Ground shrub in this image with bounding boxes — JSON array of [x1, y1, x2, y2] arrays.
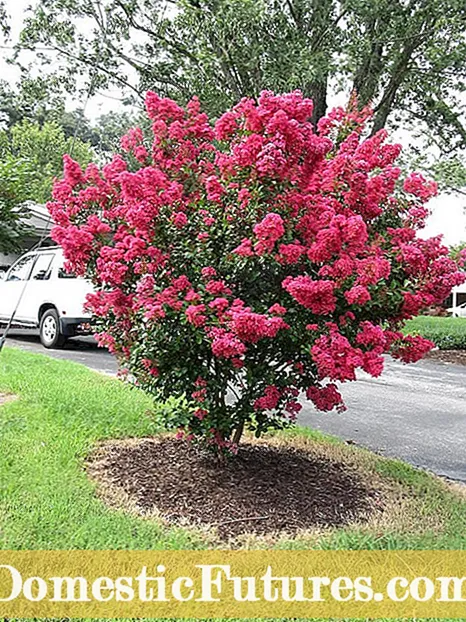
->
[[48, 91, 465, 454], [404, 317, 466, 350]]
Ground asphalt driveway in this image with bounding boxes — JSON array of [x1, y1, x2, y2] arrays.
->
[[3, 329, 466, 481], [298, 357, 466, 482]]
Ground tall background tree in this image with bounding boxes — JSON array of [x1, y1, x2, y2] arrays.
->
[[0, 154, 31, 254], [2, 120, 93, 202], [0, 0, 9, 38], [16, 0, 466, 156], [0, 79, 135, 150], [0, 119, 93, 252]]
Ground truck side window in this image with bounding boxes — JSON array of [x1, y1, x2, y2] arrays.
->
[[58, 267, 77, 279], [6, 255, 36, 281], [30, 254, 54, 281]]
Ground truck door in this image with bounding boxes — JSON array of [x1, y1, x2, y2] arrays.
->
[[0, 254, 36, 322]]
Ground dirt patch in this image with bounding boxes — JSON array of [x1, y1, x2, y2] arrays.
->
[[0, 392, 17, 405], [87, 437, 380, 541], [425, 349, 466, 366]]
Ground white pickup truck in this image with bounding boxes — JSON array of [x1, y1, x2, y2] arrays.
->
[[0, 246, 93, 348]]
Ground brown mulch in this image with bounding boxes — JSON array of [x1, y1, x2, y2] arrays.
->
[[88, 437, 379, 540], [425, 350, 466, 366]]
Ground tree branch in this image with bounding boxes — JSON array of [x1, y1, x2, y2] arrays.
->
[[47, 43, 144, 100], [113, 0, 200, 64]]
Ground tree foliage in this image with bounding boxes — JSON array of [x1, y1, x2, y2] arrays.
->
[[17, 0, 466, 153], [432, 156, 466, 195], [0, 120, 93, 252], [49, 91, 464, 454], [0, 79, 139, 162], [0, 78, 67, 131], [92, 110, 139, 155], [450, 241, 466, 264], [1, 120, 93, 203], [0, 0, 9, 38], [0, 157, 32, 253]]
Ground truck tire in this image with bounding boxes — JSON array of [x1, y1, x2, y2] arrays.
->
[[39, 309, 67, 349]]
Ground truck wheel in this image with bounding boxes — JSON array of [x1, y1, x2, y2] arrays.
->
[[40, 309, 67, 349]]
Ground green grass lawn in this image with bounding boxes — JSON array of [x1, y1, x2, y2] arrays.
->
[[403, 315, 466, 350], [1, 346, 465, 622]]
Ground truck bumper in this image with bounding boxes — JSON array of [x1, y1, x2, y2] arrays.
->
[[59, 317, 92, 337]]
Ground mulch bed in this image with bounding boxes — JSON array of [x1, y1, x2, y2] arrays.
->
[[88, 437, 379, 540], [425, 350, 466, 366]]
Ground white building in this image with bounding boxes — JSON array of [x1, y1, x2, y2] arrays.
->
[[452, 282, 466, 308]]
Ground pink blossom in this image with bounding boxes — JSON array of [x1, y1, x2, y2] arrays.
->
[[172, 212, 188, 228], [194, 408, 207, 420], [254, 385, 281, 411], [285, 400, 302, 419], [205, 280, 231, 295], [142, 358, 159, 377], [306, 384, 345, 412], [63, 155, 84, 188], [345, 285, 371, 305], [311, 331, 364, 382], [283, 276, 336, 314], [205, 175, 225, 202], [185, 304, 207, 327], [232, 238, 254, 257], [391, 335, 434, 363], [268, 303, 287, 315], [209, 297, 229, 313], [356, 322, 386, 349], [121, 127, 143, 152], [403, 172, 438, 202], [201, 266, 217, 278], [230, 310, 289, 343], [276, 243, 305, 264], [253, 213, 285, 252], [214, 110, 239, 140], [49, 88, 464, 453], [238, 188, 251, 208], [211, 330, 246, 359]]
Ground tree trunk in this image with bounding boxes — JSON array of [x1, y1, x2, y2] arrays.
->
[[309, 76, 328, 128], [232, 420, 244, 446], [353, 44, 384, 107], [370, 38, 417, 135]]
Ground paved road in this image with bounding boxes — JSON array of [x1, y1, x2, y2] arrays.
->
[[4, 329, 466, 481], [299, 358, 466, 482]]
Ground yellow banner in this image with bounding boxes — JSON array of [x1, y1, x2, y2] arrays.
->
[[0, 550, 465, 618]]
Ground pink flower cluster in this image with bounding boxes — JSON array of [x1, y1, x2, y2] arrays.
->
[[253, 213, 285, 254], [230, 310, 289, 343], [282, 276, 336, 314], [47, 89, 465, 450]]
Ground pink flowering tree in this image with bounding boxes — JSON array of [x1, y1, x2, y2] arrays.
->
[[48, 91, 464, 455]]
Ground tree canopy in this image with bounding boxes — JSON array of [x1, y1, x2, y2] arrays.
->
[[1, 120, 93, 203], [0, 120, 93, 252], [0, 156, 32, 254], [16, 0, 466, 154]]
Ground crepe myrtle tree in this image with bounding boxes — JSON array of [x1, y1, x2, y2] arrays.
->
[[48, 91, 464, 455]]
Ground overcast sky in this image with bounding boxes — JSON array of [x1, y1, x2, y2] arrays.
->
[[1, 0, 466, 246]]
